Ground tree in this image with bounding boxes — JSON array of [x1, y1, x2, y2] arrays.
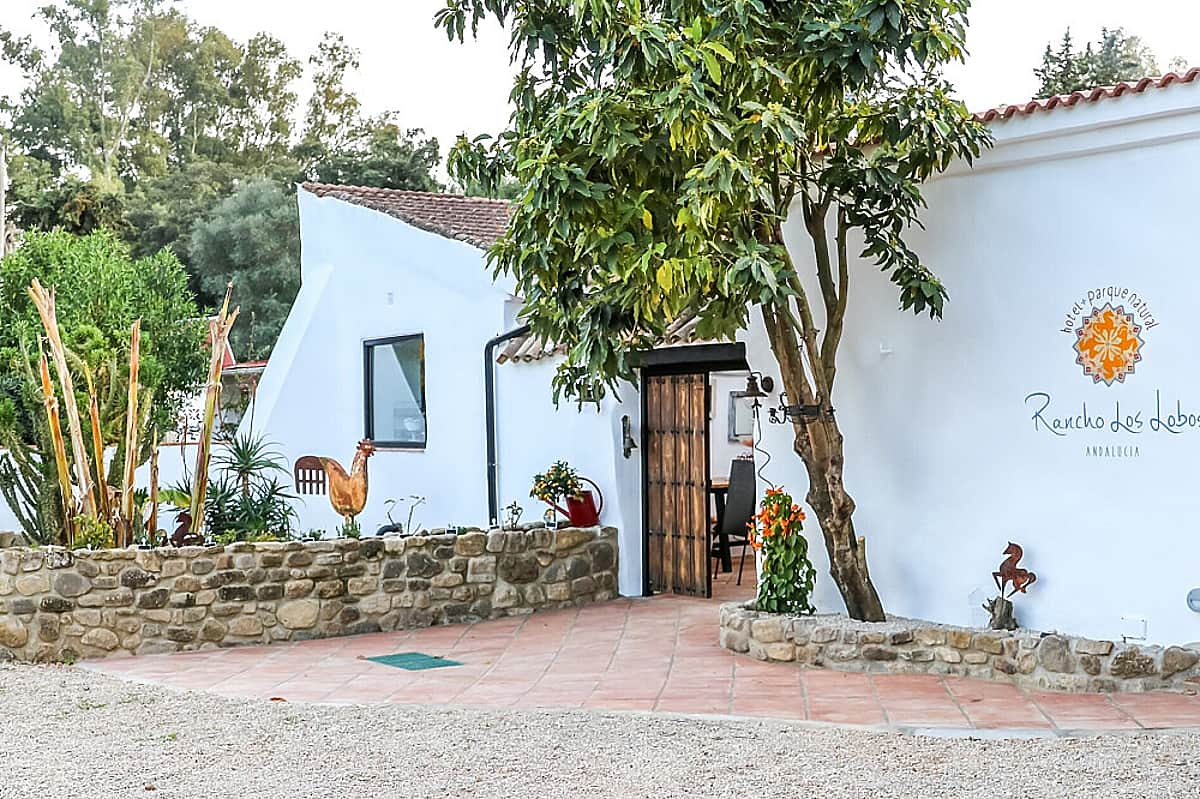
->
[[295, 32, 441, 191], [437, 0, 990, 620], [7, 174, 130, 237], [188, 180, 300, 361], [1035, 27, 1160, 97], [298, 32, 364, 157], [307, 122, 441, 191], [2, 5, 440, 357], [2, 0, 173, 186], [0, 229, 206, 435], [456, 162, 523, 200], [1, 1, 303, 184]]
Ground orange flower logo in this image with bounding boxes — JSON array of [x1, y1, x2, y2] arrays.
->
[[1074, 303, 1143, 386]]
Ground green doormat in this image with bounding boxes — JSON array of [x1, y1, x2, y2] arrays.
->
[[366, 652, 462, 671]]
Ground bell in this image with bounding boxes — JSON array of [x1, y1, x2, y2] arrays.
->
[[744, 373, 769, 398]]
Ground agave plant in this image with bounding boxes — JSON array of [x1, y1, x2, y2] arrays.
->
[[214, 433, 288, 498], [166, 430, 299, 543]]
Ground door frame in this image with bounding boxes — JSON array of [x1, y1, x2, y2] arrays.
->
[[639, 343, 751, 596]]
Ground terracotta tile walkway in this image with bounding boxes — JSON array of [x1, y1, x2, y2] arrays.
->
[[83, 571, 1200, 735]]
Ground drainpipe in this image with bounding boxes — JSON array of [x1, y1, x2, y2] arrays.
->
[[484, 324, 531, 525]]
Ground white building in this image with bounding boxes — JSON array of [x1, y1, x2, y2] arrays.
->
[[10, 71, 1198, 646]]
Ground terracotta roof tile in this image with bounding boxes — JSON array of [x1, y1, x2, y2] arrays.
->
[[227, 359, 268, 371], [496, 309, 719, 364], [976, 68, 1200, 123], [301, 183, 512, 249]]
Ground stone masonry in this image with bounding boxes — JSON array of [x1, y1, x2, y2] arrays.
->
[[720, 603, 1200, 694], [0, 526, 618, 662]]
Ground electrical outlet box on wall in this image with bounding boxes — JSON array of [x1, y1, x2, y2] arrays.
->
[[1119, 615, 1147, 641]]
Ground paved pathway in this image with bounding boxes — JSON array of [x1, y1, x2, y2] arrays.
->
[[84, 590, 1200, 736]]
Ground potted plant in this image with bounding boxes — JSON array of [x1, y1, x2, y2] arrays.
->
[[530, 460, 603, 527], [750, 488, 817, 614]]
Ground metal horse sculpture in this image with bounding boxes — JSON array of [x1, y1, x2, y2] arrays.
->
[[993, 542, 1037, 597]]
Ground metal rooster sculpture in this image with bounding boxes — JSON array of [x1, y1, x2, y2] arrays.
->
[[296, 440, 376, 528]]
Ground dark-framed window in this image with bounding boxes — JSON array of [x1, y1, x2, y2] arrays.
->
[[363, 334, 427, 449]]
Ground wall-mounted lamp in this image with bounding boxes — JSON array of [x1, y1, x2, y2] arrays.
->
[[621, 415, 637, 459]]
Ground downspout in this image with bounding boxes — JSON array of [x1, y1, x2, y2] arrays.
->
[[484, 324, 531, 525]]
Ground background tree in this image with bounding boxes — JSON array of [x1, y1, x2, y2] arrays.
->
[[1, 6, 441, 355], [306, 122, 441, 191], [295, 32, 442, 191], [1035, 27, 1162, 97], [7, 173, 130, 236], [188, 180, 300, 361], [438, 0, 990, 620], [0, 229, 206, 434]]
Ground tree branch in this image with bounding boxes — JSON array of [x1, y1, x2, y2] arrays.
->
[[781, 255, 830, 406], [762, 301, 814, 406], [820, 207, 850, 390], [806, 195, 838, 322]]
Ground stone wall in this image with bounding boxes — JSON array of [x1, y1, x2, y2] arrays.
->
[[720, 603, 1200, 693], [0, 526, 618, 662]]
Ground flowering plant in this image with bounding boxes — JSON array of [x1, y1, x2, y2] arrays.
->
[[750, 487, 816, 615], [530, 460, 582, 505]]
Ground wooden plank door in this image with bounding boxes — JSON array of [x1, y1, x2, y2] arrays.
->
[[644, 373, 710, 597]]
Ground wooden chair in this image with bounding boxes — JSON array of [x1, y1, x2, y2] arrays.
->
[[294, 456, 327, 496], [711, 458, 756, 585]]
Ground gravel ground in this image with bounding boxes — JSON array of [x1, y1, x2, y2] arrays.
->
[[1, 664, 1197, 799]]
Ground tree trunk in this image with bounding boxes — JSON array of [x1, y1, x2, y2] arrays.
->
[[762, 304, 885, 622]]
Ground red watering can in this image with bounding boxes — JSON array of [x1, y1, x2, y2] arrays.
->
[[551, 477, 604, 527]]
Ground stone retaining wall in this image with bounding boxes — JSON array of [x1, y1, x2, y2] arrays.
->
[[0, 526, 618, 662], [720, 603, 1200, 693]]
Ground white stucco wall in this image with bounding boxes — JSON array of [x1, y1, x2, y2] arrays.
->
[[709, 372, 755, 474], [245, 190, 513, 536], [743, 80, 1200, 645], [494, 360, 643, 595], [0, 485, 21, 532]]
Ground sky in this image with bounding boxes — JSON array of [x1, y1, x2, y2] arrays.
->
[[1, 0, 1198, 168]]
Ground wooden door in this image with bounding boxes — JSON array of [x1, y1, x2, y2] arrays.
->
[[644, 372, 710, 597]]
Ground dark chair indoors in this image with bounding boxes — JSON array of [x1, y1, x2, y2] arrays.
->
[[711, 458, 756, 585]]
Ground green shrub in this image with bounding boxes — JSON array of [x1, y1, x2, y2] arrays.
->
[[0, 230, 205, 438], [71, 515, 115, 551]]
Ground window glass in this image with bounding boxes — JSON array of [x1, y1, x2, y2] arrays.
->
[[366, 335, 426, 447]]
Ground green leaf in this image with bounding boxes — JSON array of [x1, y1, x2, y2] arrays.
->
[[701, 50, 722, 85], [655, 263, 673, 291], [705, 42, 735, 63]]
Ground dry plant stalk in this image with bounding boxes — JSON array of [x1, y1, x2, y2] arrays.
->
[[28, 279, 96, 516], [148, 432, 159, 547], [84, 366, 111, 526], [119, 320, 142, 547], [38, 350, 74, 540], [189, 283, 239, 535]]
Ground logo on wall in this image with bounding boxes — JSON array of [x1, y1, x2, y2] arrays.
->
[[1022, 287, 1188, 458], [1072, 303, 1143, 385]]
